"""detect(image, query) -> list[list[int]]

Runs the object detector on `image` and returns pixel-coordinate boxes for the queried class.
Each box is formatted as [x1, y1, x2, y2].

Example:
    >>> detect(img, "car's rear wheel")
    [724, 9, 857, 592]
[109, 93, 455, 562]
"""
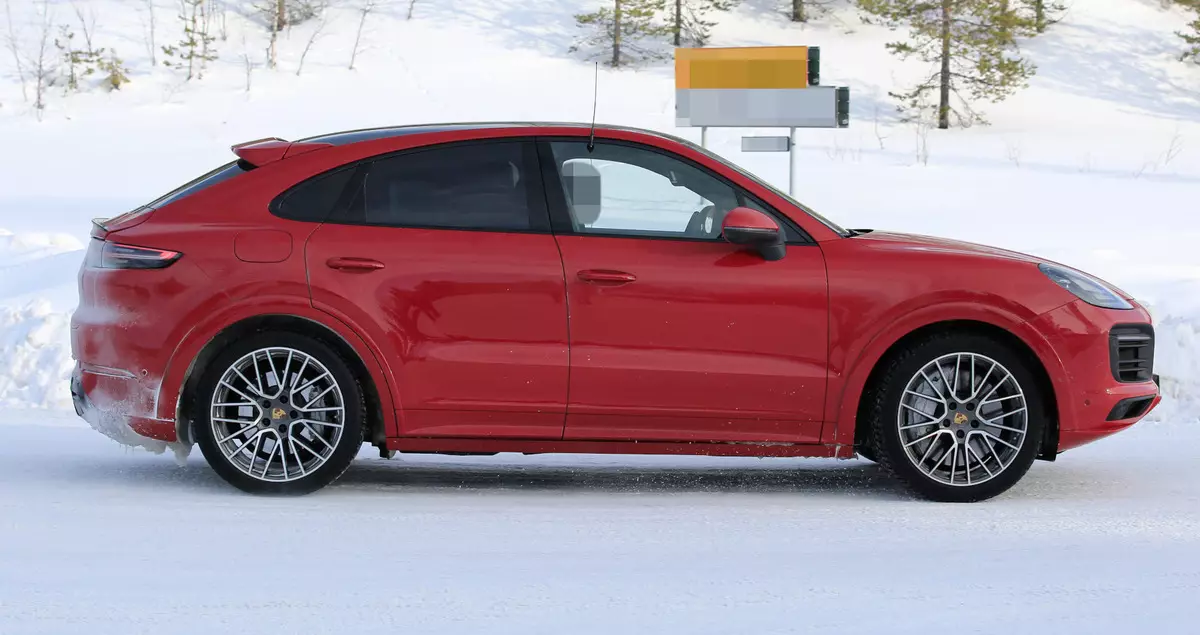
[194, 332, 364, 495]
[867, 332, 1045, 502]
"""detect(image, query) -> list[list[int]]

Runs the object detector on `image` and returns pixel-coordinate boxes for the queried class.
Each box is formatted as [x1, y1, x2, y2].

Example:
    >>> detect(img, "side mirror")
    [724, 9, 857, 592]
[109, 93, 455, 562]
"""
[721, 207, 785, 261]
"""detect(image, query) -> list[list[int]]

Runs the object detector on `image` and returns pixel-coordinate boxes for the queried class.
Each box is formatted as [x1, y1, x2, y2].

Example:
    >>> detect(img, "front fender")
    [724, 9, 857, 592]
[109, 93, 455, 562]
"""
[823, 299, 1071, 450]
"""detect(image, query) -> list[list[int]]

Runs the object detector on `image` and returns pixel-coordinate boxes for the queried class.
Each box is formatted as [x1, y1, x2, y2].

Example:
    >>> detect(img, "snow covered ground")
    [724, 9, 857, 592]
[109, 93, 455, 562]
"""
[1, 411, 1199, 634]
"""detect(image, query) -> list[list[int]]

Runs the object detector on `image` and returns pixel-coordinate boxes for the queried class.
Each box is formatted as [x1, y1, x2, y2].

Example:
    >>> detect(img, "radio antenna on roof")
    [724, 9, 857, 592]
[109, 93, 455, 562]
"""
[587, 62, 599, 152]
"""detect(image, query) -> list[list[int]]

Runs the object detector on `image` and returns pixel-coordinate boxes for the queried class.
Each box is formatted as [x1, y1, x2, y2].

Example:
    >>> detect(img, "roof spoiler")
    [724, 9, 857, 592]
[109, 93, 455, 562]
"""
[231, 137, 333, 167]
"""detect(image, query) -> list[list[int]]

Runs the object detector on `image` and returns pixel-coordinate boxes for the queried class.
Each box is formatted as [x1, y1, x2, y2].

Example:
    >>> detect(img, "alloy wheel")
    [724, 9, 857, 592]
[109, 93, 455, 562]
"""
[896, 352, 1029, 487]
[209, 346, 346, 483]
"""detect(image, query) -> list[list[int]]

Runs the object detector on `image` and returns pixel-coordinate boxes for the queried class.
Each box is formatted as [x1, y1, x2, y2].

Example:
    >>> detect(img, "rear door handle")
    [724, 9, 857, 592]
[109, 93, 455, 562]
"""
[326, 257, 385, 272]
[577, 269, 637, 285]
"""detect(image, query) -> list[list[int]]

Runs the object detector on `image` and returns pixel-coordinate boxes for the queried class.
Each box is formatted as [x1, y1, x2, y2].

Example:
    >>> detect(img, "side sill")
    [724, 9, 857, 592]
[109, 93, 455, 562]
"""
[385, 437, 841, 458]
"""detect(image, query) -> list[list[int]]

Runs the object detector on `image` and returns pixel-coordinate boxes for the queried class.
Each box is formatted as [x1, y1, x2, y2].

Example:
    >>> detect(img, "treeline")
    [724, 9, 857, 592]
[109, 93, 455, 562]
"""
[2, 0, 414, 119]
[573, 0, 1200, 129]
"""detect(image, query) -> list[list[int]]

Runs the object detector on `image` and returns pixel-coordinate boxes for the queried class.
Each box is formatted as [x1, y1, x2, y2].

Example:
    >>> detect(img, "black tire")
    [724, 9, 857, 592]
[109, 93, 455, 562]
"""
[866, 331, 1046, 503]
[193, 331, 365, 495]
[855, 445, 879, 463]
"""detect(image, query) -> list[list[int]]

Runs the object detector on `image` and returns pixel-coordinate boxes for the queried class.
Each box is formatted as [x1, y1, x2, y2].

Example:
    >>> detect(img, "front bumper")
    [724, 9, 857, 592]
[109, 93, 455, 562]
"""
[1029, 301, 1161, 453]
[71, 363, 176, 452]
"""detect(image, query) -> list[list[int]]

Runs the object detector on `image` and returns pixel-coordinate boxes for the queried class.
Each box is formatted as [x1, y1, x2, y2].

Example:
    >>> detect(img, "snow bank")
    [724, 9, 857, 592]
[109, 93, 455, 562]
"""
[0, 300, 74, 411]
[1141, 283, 1200, 424]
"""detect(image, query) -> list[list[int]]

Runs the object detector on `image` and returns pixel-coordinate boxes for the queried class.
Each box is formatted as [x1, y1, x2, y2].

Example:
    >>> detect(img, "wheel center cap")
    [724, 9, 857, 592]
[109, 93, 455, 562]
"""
[952, 411, 969, 426]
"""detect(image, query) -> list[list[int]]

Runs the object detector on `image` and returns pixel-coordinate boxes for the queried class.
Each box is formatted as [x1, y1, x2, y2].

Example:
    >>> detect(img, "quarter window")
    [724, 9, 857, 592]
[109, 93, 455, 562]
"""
[272, 167, 355, 222]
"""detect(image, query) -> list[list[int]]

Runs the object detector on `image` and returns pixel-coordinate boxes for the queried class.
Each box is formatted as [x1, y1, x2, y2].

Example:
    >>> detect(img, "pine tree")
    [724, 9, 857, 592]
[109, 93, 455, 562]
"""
[54, 24, 104, 92]
[790, 0, 807, 22]
[163, 0, 217, 80]
[858, 0, 1036, 129]
[1179, 0, 1200, 63]
[1022, 0, 1064, 34]
[98, 51, 131, 90]
[668, 0, 737, 47]
[572, 0, 670, 67]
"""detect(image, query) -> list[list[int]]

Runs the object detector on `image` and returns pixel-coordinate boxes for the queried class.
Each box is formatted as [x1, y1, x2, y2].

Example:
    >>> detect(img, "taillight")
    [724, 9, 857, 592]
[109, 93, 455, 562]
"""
[93, 241, 182, 269]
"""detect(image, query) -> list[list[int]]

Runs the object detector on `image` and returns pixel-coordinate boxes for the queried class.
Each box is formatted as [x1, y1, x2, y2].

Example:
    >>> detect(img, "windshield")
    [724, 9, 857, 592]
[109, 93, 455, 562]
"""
[660, 132, 852, 237]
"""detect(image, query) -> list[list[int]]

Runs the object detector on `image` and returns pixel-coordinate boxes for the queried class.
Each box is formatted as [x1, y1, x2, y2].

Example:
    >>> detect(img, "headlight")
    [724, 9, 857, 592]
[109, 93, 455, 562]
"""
[1038, 263, 1132, 310]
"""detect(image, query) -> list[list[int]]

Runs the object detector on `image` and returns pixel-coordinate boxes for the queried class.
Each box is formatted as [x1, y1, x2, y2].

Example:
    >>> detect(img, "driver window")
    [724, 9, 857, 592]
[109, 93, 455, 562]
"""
[548, 141, 740, 240]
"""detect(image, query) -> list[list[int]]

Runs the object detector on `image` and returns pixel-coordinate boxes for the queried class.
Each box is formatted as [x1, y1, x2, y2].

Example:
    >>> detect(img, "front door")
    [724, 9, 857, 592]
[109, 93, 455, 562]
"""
[540, 139, 829, 443]
[305, 139, 569, 438]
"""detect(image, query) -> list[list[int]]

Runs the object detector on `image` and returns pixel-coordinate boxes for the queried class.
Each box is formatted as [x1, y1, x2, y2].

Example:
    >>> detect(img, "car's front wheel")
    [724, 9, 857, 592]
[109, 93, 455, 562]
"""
[194, 332, 365, 495]
[867, 332, 1046, 502]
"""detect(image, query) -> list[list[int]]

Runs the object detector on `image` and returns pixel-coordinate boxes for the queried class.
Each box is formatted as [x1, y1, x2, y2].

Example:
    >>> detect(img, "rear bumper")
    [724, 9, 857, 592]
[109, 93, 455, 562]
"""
[1030, 301, 1161, 453]
[71, 363, 176, 450]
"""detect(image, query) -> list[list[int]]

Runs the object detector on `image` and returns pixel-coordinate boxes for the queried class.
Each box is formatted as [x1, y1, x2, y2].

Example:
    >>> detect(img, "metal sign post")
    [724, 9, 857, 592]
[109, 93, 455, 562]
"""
[789, 127, 796, 197]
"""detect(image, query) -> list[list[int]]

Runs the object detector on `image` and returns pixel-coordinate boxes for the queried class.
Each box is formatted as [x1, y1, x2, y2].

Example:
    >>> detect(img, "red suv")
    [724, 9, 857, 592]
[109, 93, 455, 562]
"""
[70, 123, 1161, 501]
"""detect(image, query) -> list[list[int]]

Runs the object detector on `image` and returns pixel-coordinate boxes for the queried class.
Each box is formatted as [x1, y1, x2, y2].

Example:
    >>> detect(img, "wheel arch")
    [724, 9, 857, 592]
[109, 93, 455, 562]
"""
[172, 313, 392, 450]
[840, 318, 1062, 462]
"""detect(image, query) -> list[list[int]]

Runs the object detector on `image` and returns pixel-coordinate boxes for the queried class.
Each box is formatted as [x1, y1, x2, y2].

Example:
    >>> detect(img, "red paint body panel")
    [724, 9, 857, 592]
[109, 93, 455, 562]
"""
[722, 206, 780, 231]
[1027, 299, 1160, 450]
[234, 229, 293, 263]
[555, 235, 828, 443]
[305, 223, 570, 439]
[232, 138, 333, 166]
[69, 123, 1159, 468]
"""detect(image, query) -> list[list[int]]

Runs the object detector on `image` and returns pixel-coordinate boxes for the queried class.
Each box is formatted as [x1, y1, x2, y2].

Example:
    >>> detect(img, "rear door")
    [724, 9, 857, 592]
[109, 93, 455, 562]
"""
[304, 139, 570, 438]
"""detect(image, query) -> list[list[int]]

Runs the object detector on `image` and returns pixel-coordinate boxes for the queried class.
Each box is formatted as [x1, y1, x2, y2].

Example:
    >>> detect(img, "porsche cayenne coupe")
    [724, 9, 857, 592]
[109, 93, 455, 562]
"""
[70, 122, 1161, 501]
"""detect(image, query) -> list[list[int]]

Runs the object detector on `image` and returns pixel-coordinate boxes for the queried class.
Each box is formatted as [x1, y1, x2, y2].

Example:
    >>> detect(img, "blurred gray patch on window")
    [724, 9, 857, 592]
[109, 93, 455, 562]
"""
[562, 159, 603, 227]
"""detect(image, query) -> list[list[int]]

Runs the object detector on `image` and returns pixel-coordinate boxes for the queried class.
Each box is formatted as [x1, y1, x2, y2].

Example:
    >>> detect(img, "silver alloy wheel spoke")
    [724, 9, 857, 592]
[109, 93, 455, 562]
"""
[210, 347, 344, 483]
[904, 389, 944, 406]
[896, 352, 1028, 487]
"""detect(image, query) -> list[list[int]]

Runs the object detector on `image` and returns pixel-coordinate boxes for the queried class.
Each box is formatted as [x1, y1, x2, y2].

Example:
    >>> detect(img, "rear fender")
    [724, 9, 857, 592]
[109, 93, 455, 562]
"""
[157, 298, 400, 437]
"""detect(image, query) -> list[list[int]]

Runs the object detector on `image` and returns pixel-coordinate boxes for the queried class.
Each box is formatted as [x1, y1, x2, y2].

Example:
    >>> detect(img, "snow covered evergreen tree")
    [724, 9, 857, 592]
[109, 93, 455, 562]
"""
[572, 0, 670, 67]
[1178, 0, 1200, 63]
[1020, 0, 1063, 34]
[667, 0, 737, 47]
[858, 0, 1036, 129]
[163, 0, 217, 80]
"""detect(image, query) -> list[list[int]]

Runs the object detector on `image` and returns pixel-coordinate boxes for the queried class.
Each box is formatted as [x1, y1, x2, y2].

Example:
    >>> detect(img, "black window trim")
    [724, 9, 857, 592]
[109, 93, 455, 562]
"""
[316, 137, 553, 234]
[149, 159, 253, 210]
[534, 136, 815, 246]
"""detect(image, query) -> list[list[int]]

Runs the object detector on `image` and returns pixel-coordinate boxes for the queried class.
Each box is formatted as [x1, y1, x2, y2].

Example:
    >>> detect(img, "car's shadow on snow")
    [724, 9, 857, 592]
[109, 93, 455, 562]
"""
[49, 450, 911, 500]
[46, 450, 1143, 502]
[336, 455, 911, 499]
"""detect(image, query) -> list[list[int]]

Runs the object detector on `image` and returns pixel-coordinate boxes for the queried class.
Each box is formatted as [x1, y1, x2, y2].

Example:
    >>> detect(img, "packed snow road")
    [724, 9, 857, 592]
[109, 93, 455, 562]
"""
[1, 412, 1198, 635]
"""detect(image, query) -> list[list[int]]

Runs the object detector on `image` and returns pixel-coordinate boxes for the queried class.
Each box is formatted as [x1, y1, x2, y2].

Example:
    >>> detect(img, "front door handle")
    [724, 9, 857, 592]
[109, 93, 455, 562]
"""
[577, 269, 637, 285]
[326, 257, 385, 272]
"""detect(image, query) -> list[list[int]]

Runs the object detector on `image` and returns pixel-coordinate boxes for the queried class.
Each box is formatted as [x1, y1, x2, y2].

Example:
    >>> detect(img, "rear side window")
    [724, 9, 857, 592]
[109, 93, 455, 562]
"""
[342, 141, 541, 231]
[272, 167, 355, 222]
[148, 160, 249, 208]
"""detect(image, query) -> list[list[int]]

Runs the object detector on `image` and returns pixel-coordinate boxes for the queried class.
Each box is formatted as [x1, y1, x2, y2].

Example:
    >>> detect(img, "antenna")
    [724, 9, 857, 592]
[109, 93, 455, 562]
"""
[587, 62, 599, 152]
